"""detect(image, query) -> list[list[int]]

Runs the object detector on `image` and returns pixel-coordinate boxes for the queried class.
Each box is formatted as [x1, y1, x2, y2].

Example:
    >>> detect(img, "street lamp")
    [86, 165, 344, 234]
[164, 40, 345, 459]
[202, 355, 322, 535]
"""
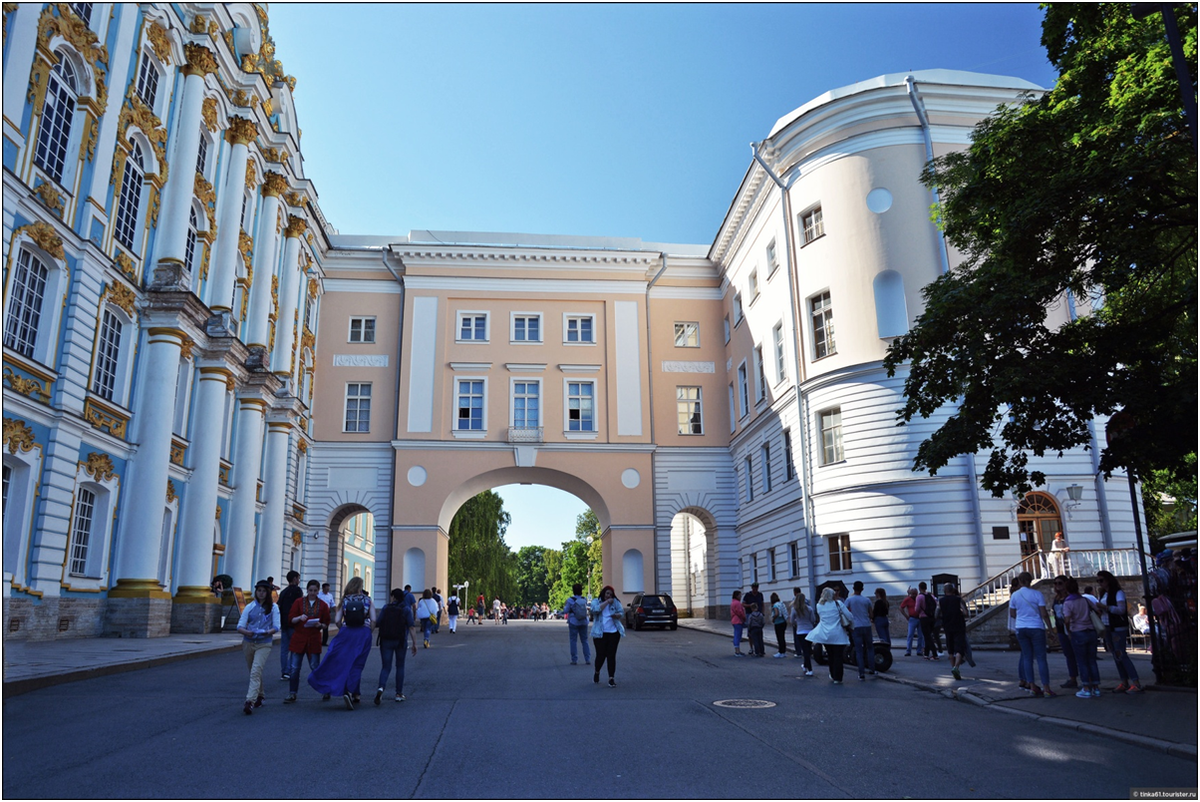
[586, 535, 594, 606]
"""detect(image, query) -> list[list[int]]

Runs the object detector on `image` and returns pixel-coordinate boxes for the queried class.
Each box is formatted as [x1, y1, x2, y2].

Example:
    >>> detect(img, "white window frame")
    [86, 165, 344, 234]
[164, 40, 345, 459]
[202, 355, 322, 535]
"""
[65, 464, 119, 586]
[195, 128, 210, 177]
[766, 239, 779, 277]
[789, 541, 801, 578]
[748, 268, 759, 302]
[563, 313, 596, 345]
[454, 376, 488, 438]
[819, 407, 844, 466]
[344, 382, 372, 433]
[736, 361, 749, 419]
[134, 49, 161, 113]
[772, 322, 787, 385]
[673, 321, 699, 348]
[511, 312, 543, 344]
[783, 429, 795, 481]
[456, 311, 489, 343]
[563, 378, 597, 437]
[753, 346, 766, 403]
[34, 56, 80, 186]
[113, 139, 146, 253]
[732, 292, 744, 325]
[751, 552, 759, 584]
[810, 290, 836, 359]
[827, 533, 852, 573]
[728, 383, 736, 433]
[768, 547, 777, 582]
[89, 303, 133, 405]
[676, 386, 703, 435]
[4, 244, 68, 367]
[348, 316, 376, 344]
[510, 377, 542, 429]
[800, 205, 825, 246]
[723, 315, 731, 344]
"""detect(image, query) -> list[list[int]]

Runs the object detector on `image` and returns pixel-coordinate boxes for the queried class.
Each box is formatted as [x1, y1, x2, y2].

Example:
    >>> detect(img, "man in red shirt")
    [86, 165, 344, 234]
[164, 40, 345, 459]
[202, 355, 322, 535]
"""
[284, 580, 330, 703]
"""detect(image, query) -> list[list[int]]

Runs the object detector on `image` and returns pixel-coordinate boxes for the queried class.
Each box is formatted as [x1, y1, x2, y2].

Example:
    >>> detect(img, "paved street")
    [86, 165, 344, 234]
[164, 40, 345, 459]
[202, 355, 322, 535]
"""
[3, 621, 1195, 799]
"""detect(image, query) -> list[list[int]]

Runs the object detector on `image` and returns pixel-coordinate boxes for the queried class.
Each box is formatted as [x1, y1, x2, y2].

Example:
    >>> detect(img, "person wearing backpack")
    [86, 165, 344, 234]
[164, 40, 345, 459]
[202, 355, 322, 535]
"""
[307, 576, 375, 710]
[373, 588, 418, 705]
[916, 582, 940, 661]
[564, 583, 592, 665]
[446, 592, 460, 634]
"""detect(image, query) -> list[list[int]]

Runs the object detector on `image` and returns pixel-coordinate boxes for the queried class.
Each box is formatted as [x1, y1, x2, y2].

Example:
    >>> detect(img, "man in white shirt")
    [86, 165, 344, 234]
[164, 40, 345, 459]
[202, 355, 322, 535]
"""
[1009, 571, 1054, 697]
[318, 582, 335, 646]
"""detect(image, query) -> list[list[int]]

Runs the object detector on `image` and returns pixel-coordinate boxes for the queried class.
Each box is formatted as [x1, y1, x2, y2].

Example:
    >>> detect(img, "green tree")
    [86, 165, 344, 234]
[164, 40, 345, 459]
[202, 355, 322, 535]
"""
[447, 490, 518, 603]
[1142, 454, 1198, 544]
[546, 509, 605, 608]
[574, 509, 604, 598]
[884, 4, 1197, 496]
[515, 545, 552, 605]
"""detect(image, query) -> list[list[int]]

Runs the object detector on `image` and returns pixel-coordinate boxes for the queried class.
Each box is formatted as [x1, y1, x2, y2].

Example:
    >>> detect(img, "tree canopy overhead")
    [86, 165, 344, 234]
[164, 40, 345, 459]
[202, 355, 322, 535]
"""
[885, 3, 1197, 495]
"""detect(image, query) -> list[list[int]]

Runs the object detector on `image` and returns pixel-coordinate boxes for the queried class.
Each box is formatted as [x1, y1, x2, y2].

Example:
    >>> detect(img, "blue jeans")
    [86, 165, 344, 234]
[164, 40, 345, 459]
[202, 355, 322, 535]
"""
[422, 617, 434, 642]
[1016, 627, 1050, 687]
[279, 628, 294, 674]
[1069, 629, 1100, 686]
[569, 623, 592, 663]
[732, 623, 744, 651]
[287, 651, 320, 695]
[1104, 627, 1139, 684]
[1056, 620, 1079, 679]
[905, 617, 924, 654]
[874, 616, 891, 645]
[851, 626, 874, 675]
[377, 638, 408, 694]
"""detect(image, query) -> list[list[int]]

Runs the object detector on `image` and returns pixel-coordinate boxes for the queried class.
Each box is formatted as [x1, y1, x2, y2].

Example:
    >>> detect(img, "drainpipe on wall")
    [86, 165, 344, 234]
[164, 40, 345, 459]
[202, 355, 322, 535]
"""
[907, 76, 989, 584]
[382, 247, 406, 589]
[750, 142, 817, 602]
[646, 252, 668, 596]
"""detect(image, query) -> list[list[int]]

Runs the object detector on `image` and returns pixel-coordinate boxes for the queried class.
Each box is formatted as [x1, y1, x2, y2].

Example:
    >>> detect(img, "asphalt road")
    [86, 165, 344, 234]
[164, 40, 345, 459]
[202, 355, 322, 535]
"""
[3, 620, 1194, 799]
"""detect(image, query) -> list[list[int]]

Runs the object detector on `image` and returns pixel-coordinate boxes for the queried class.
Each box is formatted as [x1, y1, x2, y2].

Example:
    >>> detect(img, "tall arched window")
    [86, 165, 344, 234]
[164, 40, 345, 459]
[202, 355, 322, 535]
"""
[1017, 492, 1062, 559]
[4, 250, 49, 358]
[114, 141, 145, 251]
[91, 308, 124, 400]
[184, 207, 199, 274]
[34, 58, 79, 184]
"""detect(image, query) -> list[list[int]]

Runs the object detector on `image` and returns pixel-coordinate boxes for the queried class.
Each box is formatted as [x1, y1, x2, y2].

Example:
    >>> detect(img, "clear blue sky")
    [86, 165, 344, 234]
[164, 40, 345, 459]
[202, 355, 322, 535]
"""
[267, 3, 1059, 549]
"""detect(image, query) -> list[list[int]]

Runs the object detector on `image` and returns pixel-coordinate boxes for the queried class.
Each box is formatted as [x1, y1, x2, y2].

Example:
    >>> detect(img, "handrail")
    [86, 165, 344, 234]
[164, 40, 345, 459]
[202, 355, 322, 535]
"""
[962, 550, 1049, 619]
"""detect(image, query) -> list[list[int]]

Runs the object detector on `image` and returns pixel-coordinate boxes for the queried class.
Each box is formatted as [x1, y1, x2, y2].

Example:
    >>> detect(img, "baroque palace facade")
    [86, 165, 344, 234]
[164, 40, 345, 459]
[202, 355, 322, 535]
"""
[3, 3, 1141, 640]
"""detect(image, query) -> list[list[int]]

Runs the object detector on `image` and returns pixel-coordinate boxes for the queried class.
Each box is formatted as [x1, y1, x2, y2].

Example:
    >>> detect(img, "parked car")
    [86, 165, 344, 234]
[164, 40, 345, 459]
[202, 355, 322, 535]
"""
[625, 593, 678, 630]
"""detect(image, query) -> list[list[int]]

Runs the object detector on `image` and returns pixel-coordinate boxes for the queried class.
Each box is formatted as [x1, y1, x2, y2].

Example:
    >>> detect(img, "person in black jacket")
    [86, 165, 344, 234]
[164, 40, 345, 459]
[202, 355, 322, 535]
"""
[937, 583, 969, 680]
[276, 571, 304, 680]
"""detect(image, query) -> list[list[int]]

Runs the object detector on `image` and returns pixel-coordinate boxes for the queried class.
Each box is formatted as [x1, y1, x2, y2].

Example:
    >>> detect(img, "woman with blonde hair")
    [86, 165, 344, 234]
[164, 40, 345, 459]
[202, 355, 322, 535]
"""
[308, 575, 375, 709]
[806, 587, 852, 684]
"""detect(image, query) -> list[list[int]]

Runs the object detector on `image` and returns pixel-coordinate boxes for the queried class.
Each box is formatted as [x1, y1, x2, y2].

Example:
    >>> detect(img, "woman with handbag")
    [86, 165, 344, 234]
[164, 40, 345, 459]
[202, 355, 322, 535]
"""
[416, 589, 438, 648]
[806, 587, 852, 683]
[1060, 576, 1104, 698]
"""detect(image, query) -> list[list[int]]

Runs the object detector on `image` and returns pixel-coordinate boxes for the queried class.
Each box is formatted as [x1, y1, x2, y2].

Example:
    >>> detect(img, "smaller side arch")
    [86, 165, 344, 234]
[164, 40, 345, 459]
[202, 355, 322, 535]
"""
[873, 269, 908, 339]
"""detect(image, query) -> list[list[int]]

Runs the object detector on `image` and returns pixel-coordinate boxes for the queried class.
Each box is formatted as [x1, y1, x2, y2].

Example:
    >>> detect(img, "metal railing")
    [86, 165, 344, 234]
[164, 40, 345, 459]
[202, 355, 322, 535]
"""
[508, 426, 544, 443]
[1058, 548, 1146, 579]
[963, 550, 1050, 620]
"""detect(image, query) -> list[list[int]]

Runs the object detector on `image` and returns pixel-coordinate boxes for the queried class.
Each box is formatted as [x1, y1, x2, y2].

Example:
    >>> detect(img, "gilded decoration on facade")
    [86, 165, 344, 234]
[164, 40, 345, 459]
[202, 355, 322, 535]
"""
[262, 146, 288, 164]
[190, 14, 208, 34]
[200, 96, 218, 133]
[194, 172, 217, 233]
[82, 398, 128, 440]
[166, 480, 177, 503]
[83, 452, 115, 481]
[4, 367, 50, 404]
[14, 220, 64, 260]
[35, 182, 64, 217]
[224, 86, 257, 110]
[169, 439, 185, 466]
[226, 116, 257, 146]
[36, 5, 110, 114]
[283, 191, 306, 209]
[296, 439, 308, 454]
[300, 329, 315, 353]
[215, 504, 222, 520]
[262, 98, 274, 117]
[245, 161, 257, 189]
[238, 230, 254, 265]
[182, 43, 217, 78]
[240, 4, 296, 91]
[291, 530, 302, 545]
[178, 334, 195, 361]
[145, 21, 172, 65]
[114, 250, 136, 280]
[3, 417, 36, 454]
[103, 280, 136, 316]
[225, 374, 236, 391]
[81, 114, 98, 161]
[262, 171, 287, 197]
[284, 215, 306, 238]
[307, 277, 318, 298]
[118, 84, 169, 184]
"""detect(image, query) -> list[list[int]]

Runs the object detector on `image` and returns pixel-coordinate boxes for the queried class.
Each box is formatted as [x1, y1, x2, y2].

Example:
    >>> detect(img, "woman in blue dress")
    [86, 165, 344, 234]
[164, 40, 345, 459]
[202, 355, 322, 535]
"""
[308, 576, 374, 709]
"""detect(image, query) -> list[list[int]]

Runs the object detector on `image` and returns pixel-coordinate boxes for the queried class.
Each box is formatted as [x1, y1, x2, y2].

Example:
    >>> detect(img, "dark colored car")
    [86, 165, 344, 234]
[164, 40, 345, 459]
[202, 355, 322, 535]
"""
[625, 593, 678, 630]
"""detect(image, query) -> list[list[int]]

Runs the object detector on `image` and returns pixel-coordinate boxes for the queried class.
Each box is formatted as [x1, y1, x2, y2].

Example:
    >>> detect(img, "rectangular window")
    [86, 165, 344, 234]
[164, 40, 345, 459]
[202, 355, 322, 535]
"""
[135, 52, 159, 110]
[69, 3, 93, 23]
[766, 239, 779, 276]
[748, 269, 759, 301]
[768, 547, 777, 582]
[458, 313, 488, 342]
[754, 346, 766, 402]
[92, 309, 122, 401]
[5, 250, 48, 358]
[752, 552, 759, 584]
[789, 541, 801, 578]
[801, 206, 824, 245]
[676, 386, 702, 435]
[744, 456, 753, 502]
[737, 363, 749, 419]
[783, 430, 794, 480]
[456, 379, 485, 431]
[344, 383, 372, 432]
[565, 315, 594, 343]
[761, 443, 772, 493]
[723, 316, 731, 344]
[810, 291, 836, 359]
[512, 314, 542, 343]
[349, 317, 376, 343]
[567, 381, 595, 431]
[728, 384, 736, 433]
[195, 131, 208, 175]
[114, 152, 143, 251]
[69, 486, 96, 575]
[673, 322, 699, 348]
[733, 292, 744, 325]
[512, 380, 540, 428]
[827, 534, 852, 572]
[773, 322, 786, 384]
[820, 408, 843, 465]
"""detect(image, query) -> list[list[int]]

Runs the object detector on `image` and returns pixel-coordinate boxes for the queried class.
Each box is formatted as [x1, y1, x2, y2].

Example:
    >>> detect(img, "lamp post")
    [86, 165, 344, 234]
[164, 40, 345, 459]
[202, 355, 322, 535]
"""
[586, 535, 594, 607]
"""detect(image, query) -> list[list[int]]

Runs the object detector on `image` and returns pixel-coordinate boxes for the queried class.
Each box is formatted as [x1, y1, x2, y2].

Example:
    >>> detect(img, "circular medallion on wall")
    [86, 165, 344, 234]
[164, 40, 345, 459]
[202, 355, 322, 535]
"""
[866, 187, 893, 214]
[407, 466, 427, 487]
[621, 468, 640, 489]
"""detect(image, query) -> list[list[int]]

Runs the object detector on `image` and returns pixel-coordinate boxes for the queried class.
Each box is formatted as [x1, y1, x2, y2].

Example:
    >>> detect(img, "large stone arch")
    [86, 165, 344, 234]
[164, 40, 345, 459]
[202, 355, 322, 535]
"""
[324, 502, 376, 599]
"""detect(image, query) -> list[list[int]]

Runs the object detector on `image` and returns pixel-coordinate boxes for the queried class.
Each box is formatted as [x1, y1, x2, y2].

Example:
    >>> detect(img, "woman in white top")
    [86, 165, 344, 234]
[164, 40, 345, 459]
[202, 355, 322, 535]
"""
[806, 588, 852, 683]
[590, 585, 626, 687]
[1008, 571, 1055, 697]
[416, 589, 439, 648]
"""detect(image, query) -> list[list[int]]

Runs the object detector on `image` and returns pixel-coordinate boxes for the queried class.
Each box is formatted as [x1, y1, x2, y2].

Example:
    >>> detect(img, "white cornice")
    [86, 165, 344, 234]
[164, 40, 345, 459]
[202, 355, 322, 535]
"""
[402, 275, 646, 295]
[323, 278, 402, 294]
[558, 364, 602, 373]
[390, 439, 658, 454]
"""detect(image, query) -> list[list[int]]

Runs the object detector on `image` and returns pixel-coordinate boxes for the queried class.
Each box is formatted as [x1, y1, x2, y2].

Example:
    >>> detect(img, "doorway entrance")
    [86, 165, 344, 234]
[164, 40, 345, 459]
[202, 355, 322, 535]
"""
[1017, 492, 1062, 559]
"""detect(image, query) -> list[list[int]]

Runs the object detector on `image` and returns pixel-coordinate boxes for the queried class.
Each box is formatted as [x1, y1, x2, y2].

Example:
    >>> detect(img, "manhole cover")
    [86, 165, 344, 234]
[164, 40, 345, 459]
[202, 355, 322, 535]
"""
[713, 699, 776, 709]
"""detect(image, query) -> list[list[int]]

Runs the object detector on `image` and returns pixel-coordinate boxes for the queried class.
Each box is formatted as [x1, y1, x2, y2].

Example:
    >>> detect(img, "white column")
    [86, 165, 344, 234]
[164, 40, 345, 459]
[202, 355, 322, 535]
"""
[152, 45, 216, 273]
[110, 327, 182, 598]
[245, 173, 286, 347]
[207, 117, 257, 311]
[224, 396, 265, 589]
[2, 6, 40, 136]
[271, 218, 305, 373]
[255, 421, 292, 584]
[173, 366, 230, 601]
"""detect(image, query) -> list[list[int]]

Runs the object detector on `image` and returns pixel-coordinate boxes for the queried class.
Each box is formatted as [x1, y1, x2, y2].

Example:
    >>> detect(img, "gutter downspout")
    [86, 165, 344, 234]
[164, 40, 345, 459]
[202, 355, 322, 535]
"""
[751, 141, 817, 602]
[382, 247, 406, 591]
[907, 76, 989, 584]
[646, 253, 668, 598]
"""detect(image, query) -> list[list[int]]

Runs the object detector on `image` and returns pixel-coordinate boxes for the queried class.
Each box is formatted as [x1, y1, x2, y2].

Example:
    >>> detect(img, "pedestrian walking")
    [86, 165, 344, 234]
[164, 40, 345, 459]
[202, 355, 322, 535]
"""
[283, 580, 330, 703]
[237, 580, 280, 715]
[417, 589, 438, 648]
[916, 582, 939, 660]
[446, 592, 460, 633]
[1009, 571, 1055, 697]
[373, 588, 417, 704]
[564, 583, 592, 665]
[276, 571, 303, 681]
[900, 587, 923, 656]
[1060, 576, 1103, 698]
[1096, 571, 1143, 693]
[307, 575, 375, 710]
[318, 582, 335, 646]
[1010, 579, 1032, 692]
[872, 588, 891, 646]
[730, 590, 747, 657]
[770, 592, 789, 657]
[431, 587, 443, 634]
[746, 603, 766, 657]
[845, 581, 874, 679]
[1050, 575, 1080, 689]
[590, 585, 626, 687]
[493, 596, 502, 624]
[789, 589, 816, 675]
[937, 583, 969, 680]
[807, 587, 852, 684]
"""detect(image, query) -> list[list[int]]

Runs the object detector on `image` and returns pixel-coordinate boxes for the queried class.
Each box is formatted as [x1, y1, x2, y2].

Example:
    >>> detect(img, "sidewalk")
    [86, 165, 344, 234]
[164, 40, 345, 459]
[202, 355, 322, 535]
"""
[676, 617, 1196, 760]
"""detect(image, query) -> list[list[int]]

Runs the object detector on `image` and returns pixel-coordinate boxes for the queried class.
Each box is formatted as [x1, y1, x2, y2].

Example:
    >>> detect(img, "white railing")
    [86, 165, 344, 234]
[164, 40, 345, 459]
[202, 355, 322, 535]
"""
[508, 426, 543, 443]
[1059, 548, 1147, 579]
[963, 550, 1050, 620]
